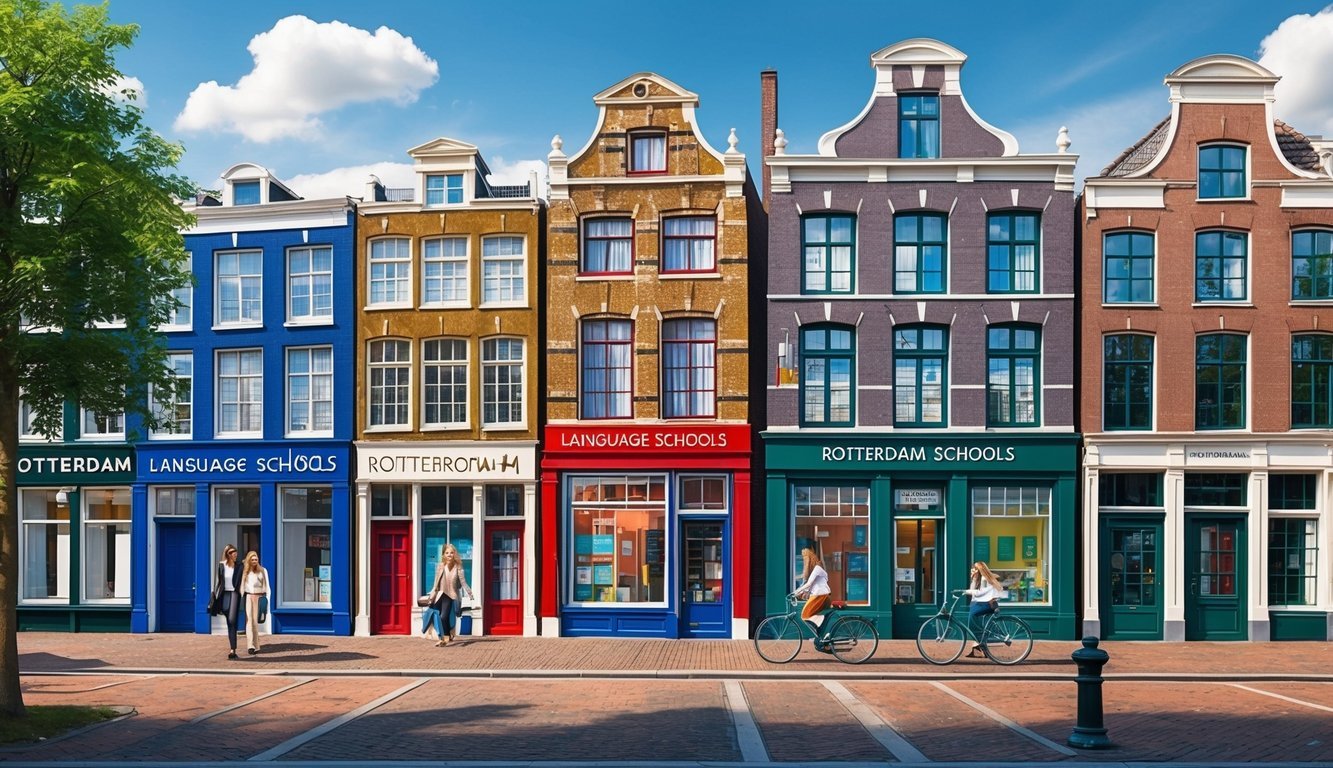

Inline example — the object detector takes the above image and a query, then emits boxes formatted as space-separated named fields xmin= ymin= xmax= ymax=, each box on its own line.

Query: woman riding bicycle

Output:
xmin=964 ymin=561 xmax=1007 ymax=657
xmin=795 ymin=547 xmax=831 ymax=635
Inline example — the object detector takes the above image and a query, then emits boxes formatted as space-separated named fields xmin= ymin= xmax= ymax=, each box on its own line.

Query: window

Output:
xmin=422 ymin=237 xmax=468 ymax=305
xmin=987 ymin=325 xmax=1040 ymax=426
xmin=1269 ymin=475 xmax=1317 ymax=607
xmin=370 ymin=484 xmax=408 ymax=517
xmin=1104 ymin=232 xmax=1155 ymax=303
xmin=287 ymin=346 xmax=332 ymax=435
xmin=1195 ymin=334 xmax=1246 ymax=429
xmin=233 ymin=180 xmax=261 ymax=206
xmin=368 ymin=238 xmax=411 ymax=306
xmin=899 ymin=93 xmax=940 ymax=159
xmin=214 ymin=487 xmax=261 ymax=570
xmin=895 ymin=518 xmax=937 ymax=605
xmin=628 ymin=131 xmax=666 ymax=173
xmin=482 ymin=337 xmax=524 ymax=427
xmin=801 ymin=215 xmax=854 ymax=294
xmin=280 ymin=487 xmax=332 ymax=606
xmin=154 ymin=487 xmax=195 ymax=517
xmin=1184 ymin=473 xmax=1246 ymax=507
xmin=1103 ymin=334 xmax=1153 ymax=431
xmin=368 ymin=340 xmax=410 ymax=428
xmin=1292 ymin=334 xmax=1333 ymax=428
xmin=20 ymin=490 xmax=69 ymax=601
xmin=894 ymin=213 xmax=946 ymax=293
xmin=81 ymin=407 xmax=124 ymax=440
xmin=421 ymin=486 xmax=474 ymax=594
xmin=215 ymin=250 xmax=263 ymax=325
xmin=423 ymin=338 xmax=468 ymax=428
xmin=287 ymin=246 xmax=332 ymax=322
xmin=801 ymin=325 xmax=854 ymax=426
xmin=1099 ymin=473 xmax=1163 ymax=507
xmin=1270 ymin=473 xmax=1317 ymax=511
xmin=661 ymin=318 xmax=715 ymax=419
xmin=83 ymin=489 xmax=130 ymax=601
xmin=165 ymin=281 xmax=192 ymax=329
xmin=1195 ymin=231 xmax=1247 ymax=301
xmin=19 ymin=393 xmax=57 ymax=441
xmin=793 ymin=485 xmax=869 ymax=606
xmin=485 ymin=484 xmax=524 ymax=516
xmin=217 ymin=349 xmax=263 ymax=435
xmin=1198 ymin=145 xmax=1246 ymax=199
xmin=580 ymin=320 xmax=632 ymax=419
xmin=894 ymin=325 xmax=947 ymax=426
xmin=662 ymin=217 xmax=715 ymax=273
xmin=569 ymin=475 xmax=667 ymax=604
xmin=971 ymin=486 xmax=1051 ymax=604
xmin=425 ymin=173 xmax=463 ymax=206
xmin=1292 ymin=230 xmax=1333 ymax=300
xmin=151 ymin=352 xmax=193 ymax=438
xmin=582 ymin=218 xmax=633 ymax=274
xmin=987 ymin=213 xmax=1039 ymax=292
xmin=481 ymin=236 xmax=525 ymax=304
xmin=679 ymin=476 xmax=727 ymax=511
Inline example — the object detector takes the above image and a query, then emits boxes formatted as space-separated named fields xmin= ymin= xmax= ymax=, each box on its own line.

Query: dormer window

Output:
xmin=233 ymin=180 xmax=261 ymax=206
xmin=899 ymin=93 xmax=940 ymax=159
xmin=629 ymin=131 xmax=667 ymax=174
xmin=1198 ymin=145 xmax=1246 ymax=199
xmin=426 ymin=173 xmax=463 ymax=206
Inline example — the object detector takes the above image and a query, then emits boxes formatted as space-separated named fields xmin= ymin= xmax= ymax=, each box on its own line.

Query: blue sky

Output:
xmin=106 ymin=0 xmax=1333 ymax=198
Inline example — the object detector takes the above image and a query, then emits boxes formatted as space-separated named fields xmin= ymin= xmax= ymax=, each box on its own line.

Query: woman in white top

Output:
xmin=964 ymin=561 xmax=1007 ymax=657
xmin=794 ymin=547 xmax=831 ymax=631
xmin=241 ymin=550 xmax=270 ymax=656
xmin=428 ymin=543 xmax=473 ymax=647
xmin=208 ymin=545 xmax=242 ymax=660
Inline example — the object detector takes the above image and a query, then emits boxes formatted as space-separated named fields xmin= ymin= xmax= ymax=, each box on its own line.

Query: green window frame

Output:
xmin=986 ymin=324 xmax=1040 ymax=426
xmin=800 ymin=324 xmax=854 ymax=427
xmin=1292 ymin=230 xmax=1333 ymax=300
xmin=1103 ymin=334 xmax=1153 ymax=431
xmin=1183 ymin=473 xmax=1247 ymax=507
xmin=1198 ymin=145 xmax=1246 ymax=199
xmin=1195 ymin=333 xmax=1246 ymax=430
xmin=1195 ymin=231 xmax=1247 ymax=301
xmin=1103 ymin=231 xmax=1155 ymax=303
xmin=893 ymin=325 xmax=947 ymax=427
xmin=1291 ymin=334 xmax=1333 ymax=428
xmin=893 ymin=213 xmax=946 ymax=293
xmin=1098 ymin=473 xmax=1163 ymax=507
xmin=801 ymin=215 xmax=855 ymax=294
xmin=1269 ymin=474 xmax=1317 ymax=511
xmin=899 ymin=93 xmax=939 ymax=159
xmin=986 ymin=212 xmax=1039 ymax=293
xmin=1269 ymin=517 xmax=1318 ymax=606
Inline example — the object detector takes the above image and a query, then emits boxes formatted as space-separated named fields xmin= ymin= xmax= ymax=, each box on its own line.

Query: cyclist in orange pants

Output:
xmin=795 ymin=547 xmax=831 ymax=640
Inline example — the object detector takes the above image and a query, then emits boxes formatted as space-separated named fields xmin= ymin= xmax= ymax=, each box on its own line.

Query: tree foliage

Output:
xmin=0 ymin=0 xmax=195 ymax=716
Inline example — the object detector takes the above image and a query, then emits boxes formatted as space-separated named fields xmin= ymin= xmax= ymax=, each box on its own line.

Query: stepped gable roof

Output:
xmin=1099 ymin=116 xmax=1170 ymax=178
xmin=1274 ymin=119 xmax=1321 ymax=172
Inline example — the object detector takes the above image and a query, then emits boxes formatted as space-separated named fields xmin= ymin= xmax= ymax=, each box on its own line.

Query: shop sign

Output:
xmin=18 ymin=447 xmax=135 ymax=485
xmin=546 ymin=424 xmax=751 ymax=454
xmin=1185 ymin=446 xmax=1252 ymax=466
xmin=357 ymin=444 xmax=534 ymax=481
xmin=140 ymin=444 xmax=349 ymax=482
xmin=823 ymin=444 xmax=1017 ymax=464
xmin=896 ymin=489 xmax=940 ymax=508
xmin=763 ymin=436 xmax=1076 ymax=472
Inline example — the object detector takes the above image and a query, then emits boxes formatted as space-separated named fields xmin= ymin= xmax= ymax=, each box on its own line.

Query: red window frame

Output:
xmin=581 ymin=217 xmax=635 ymax=276
xmin=580 ymin=319 xmax=634 ymax=419
xmin=661 ymin=318 xmax=716 ymax=419
xmin=661 ymin=216 xmax=717 ymax=274
xmin=628 ymin=130 xmax=667 ymax=175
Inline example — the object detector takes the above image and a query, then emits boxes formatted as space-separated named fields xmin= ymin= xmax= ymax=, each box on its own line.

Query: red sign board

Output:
xmin=544 ymin=424 xmax=751 ymax=455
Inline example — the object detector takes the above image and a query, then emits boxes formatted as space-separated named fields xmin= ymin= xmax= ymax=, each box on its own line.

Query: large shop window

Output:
xmin=893 ymin=213 xmax=946 ymax=293
xmin=215 ymin=487 xmax=261 ymax=563
xmin=580 ymin=319 xmax=633 ymax=419
xmin=801 ymin=214 xmax=855 ymax=294
xmin=280 ymin=487 xmax=332 ymax=606
xmin=1103 ymin=334 xmax=1153 ymax=431
xmin=986 ymin=325 xmax=1040 ymax=426
xmin=569 ymin=476 xmax=667 ymax=605
xmin=20 ymin=490 xmax=69 ymax=601
xmin=792 ymin=485 xmax=870 ymax=606
xmin=151 ymin=352 xmax=193 ymax=438
xmin=421 ymin=486 xmax=474 ymax=594
xmin=1195 ymin=333 xmax=1246 ymax=430
xmin=1291 ymin=334 xmax=1333 ymax=428
xmin=970 ymin=487 xmax=1051 ymax=604
xmin=800 ymin=324 xmax=855 ymax=426
xmin=894 ymin=325 xmax=947 ymax=426
xmin=1268 ymin=474 xmax=1317 ymax=607
xmin=894 ymin=487 xmax=942 ymax=605
xmin=83 ymin=489 xmax=130 ymax=602
xmin=661 ymin=318 xmax=716 ymax=419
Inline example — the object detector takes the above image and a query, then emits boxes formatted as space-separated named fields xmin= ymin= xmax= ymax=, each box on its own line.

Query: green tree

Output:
xmin=0 ymin=0 xmax=193 ymax=716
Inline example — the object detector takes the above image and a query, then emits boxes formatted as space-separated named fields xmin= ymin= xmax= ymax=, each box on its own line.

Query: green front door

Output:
xmin=1184 ymin=515 xmax=1247 ymax=641
xmin=1100 ymin=516 xmax=1163 ymax=640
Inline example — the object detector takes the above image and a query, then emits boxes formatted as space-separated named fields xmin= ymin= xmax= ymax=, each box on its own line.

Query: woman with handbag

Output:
xmin=241 ymin=550 xmax=271 ymax=656
xmin=209 ymin=545 xmax=243 ymax=660
xmin=427 ymin=543 xmax=472 ymax=647
xmin=963 ymin=561 xmax=1008 ymax=658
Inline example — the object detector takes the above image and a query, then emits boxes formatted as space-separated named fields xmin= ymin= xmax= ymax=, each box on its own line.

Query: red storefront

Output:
xmin=540 ymin=424 xmax=752 ymax=638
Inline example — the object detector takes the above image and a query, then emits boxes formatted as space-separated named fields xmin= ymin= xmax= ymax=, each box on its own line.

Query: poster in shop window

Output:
xmin=1022 ymin=536 xmax=1038 ymax=559
xmin=997 ymin=536 xmax=1015 ymax=562
xmin=973 ymin=536 xmax=990 ymax=562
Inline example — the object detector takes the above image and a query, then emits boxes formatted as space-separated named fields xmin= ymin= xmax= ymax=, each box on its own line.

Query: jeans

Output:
xmin=969 ymin=601 xmax=996 ymax=644
xmin=433 ymin=593 xmax=458 ymax=635
xmin=221 ymin=592 xmax=239 ymax=652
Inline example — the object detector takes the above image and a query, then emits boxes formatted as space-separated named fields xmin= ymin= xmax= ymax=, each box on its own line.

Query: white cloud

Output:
xmin=287 ymin=162 xmax=415 ymax=199
xmin=486 ymin=157 xmax=547 ymax=196
xmin=1259 ymin=6 xmax=1333 ymax=136
xmin=174 ymin=15 xmax=438 ymax=143
xmin=1011 ymin=88 xmax=1165 ymax=184
xmin=102 ymin=75 xmax=146 ymax=107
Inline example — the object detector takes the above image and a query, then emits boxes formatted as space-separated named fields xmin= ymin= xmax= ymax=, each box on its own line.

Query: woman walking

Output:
xmin=208 ymin=545 xmax=242 ymax=660
xmin=427 ymin=543 xmax=473 ymax=646
xmin=241 ymin=550 xmax=271 ymax=655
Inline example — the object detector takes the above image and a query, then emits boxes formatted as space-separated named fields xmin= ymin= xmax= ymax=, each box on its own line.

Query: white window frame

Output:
xmin=278 ymin=485 xmax=334 ymax=608
xmin=80 ymin=405 xmax=125 ymax=441
xmin=286 ymin=346 xmax=333 ymax=437
xmin=287 ymin=245 xmax=333 ymax=325
xmin=81 ymin=487 xmax=132 ymax=604
xmin=425 ymin=173 xmax=464 ymax=207
xmin=367 ymin=238 xmax=412 ymax=308
xmin=214 ymin=250 xmax=264 ymax=328
xmin=367 ymin=339 xmax=411 ymax=430
xmin=481 ymin=235 xmax=526 ymax=307
xmin=152 ymin=486 xmax=196 ymax=518
xmin=216 ymin=348 xmax=264 ymax=438
xmin=19 ymin=390 xmax=58 ymax=442
xmin=162 ymin=255 xmax=193 ymax=331
xmin=19 ymin=488 xmax=70 ymax=604
xmin=422 ymin=236 xmax=469 ymax=308
xmin=422 ymin=337 xmax=469 ymax=430
xmin=481 ymin=337 xmax=525 ymax=430
xmin=150 ymin=352 xmax=193 ymax=440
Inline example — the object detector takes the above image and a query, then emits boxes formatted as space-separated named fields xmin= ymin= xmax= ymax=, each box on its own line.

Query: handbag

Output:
xmin=417 ymin=594 xmax=434 ymax=608
xmin=207 ymin=593 xmax=220 ymax=617
xmin=257 ymin=595 xmax=269 ymax=623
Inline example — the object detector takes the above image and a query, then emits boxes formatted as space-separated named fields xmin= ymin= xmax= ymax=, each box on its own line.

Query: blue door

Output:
xmin=158 ymin=522 xmax=196 ymax=632
xmin=680 ymin=521 xmax=728 ymax=637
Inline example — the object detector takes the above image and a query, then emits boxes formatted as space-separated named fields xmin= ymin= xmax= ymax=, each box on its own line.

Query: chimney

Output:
xmin=760 ymin=69 xmax=778 ymax=210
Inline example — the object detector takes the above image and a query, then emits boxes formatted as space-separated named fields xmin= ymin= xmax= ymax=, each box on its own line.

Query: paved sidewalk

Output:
xmin=16 ymin=631 xmax=1333 ymax=679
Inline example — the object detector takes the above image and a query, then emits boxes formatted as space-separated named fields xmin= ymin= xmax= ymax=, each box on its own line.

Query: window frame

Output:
xmin=278 ymin=485 xmax=333 ymax=608
xmin=80 ymin=405 xmax=125 ymax=441
xmin=566 ymin=474 xmax=669 ymax=606
xmin=986 ymin=212 xmax=1040 ymax=294
xmin=1103 ymin=333 xmax=1154 ymax=431
xmin=1195 ymin=230 xmax=1248 ymax=302
xmin=1103 ymin=231 xmax=1156 ymax=304
xmin=422 ymin=337 xmax=469 ymax=430
xmin=1291 ymin=333 xmax=1333 ymax=428
xmin=800 ymin=214 xmax=856 ymax=295
xmin=580 ymin=319 xmax=634 ymax=420
xmin=893 ymin=324 xmax=948 ymax=427
xmin=970 ymin=485 xmax=1052 ymax=606
xmin=799 ymin=324 xmax=856 ymax=427
xmin=481 ymin=336 xmax=525 ymax=429
xmin=791 ymin=484 xmax=871 ymax=607
xmin=1198 ymin=144 xmax=1248 ymax=200
xmin=893 ymin=213 xmax=947 ymax=294
xmin=367 ymin=338 xmax=412 ymax=430
xmin=627 ymin=130 xmax=667 ymax=175
xmin=367 ymin=237 xmax=412 ymax=309
xmin=1291 ymin=230 xmax=1333 ymax=301
xmin=1195 ymin=333 xmax=1247 ymax=430
xmin=150 ymin=352 xmax=193 ymax=440
xmin=18 ymin=391 xmax=59 ymax=442
xmin=580 ymin=217 xmax=635 ymax=276
xmin=285 ymin=345 xmax=333 ymax=437
xmin=286 ymin=245 xmax=333 ymax=324
xmin=480 ymin=235 xmax=526 ymax=306
xmin=898 ymin=92 xmax=940 ymax=159
xmin=80 ymin=487 xmax=131 ymax=604
xmin=232 ymin=180 xmax=261 ymax=206
xmin=214 ymin=249 xmax=263 ymax=327
xmin=216 ymin=348 xmax=264 ymax=438
xmin=162 ymin=255 xmax=193 ymax=331
xmin=421 ymin=236 xmax=470 ymax=308
xmin=661 ymin=317 xmax=716 ymax=419
xmin=19 ymin=489 xmax=71 ymax=603
xmin=661 ymin=215 xmax=717 ymax=274
xmin=425 ymin=173 xmax=464 ymax=207
xmin=986 ymin=324 xmax=1041 ymax=427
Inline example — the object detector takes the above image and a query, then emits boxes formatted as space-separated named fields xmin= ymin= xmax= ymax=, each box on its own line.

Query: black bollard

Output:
xmin=1068 ymin=635 xmax=1113 ymax=749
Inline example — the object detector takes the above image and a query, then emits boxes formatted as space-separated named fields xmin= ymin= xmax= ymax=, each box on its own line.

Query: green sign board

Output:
xmin=997 ymin=536 xmax=1016 ymax=562
xmin=761 ymin=434 xmax=1079 ymax=473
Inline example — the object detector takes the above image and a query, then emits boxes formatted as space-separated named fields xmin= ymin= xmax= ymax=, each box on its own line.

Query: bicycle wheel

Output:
xmin=754 ymin=615 xmax=802 ymax=663
xmin=915 ymin=615 xmax=966 ymax=665
xmin=981 ymin=615 xmax=1033 ymax=665
xmin=827 ymin=616 xmax=878 ymax=664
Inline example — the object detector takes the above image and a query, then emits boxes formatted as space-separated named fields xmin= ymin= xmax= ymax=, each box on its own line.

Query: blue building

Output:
xmin=132 ymin=164 xmax=356 ymax=636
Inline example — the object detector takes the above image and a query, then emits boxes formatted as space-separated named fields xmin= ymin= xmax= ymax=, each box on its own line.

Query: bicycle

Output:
xmin=915 ymin=589 xmax=1034 ymax=665
xmin=753 ymin=593 xmax=879 ymax=664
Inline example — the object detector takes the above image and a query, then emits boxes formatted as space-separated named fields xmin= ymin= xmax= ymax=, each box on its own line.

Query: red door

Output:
xmin=371 ymin=521 xmax=410 ymax=635
xmin=485 ymin=522 xmax=523 ymax=635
